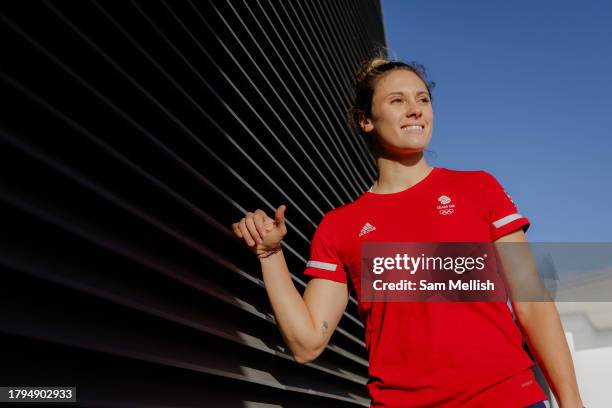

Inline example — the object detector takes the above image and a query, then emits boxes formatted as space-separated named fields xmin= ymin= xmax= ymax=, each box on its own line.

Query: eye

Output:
xmin=419 ymin=97 xmax=430 ymax=103
xmin=391 ymin=98 xmax=404 ymax=104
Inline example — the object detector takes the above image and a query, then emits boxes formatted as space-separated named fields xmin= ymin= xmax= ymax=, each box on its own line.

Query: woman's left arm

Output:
xmin=495 ymin=230 xmax=584 ymax=408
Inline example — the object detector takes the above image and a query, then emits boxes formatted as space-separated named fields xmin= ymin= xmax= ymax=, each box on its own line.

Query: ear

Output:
xmin=359 ymin=112 xmax=374 ymax=133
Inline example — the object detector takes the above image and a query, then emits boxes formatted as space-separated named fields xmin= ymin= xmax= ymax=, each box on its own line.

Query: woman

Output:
xmin=231 ymin=57 xmax=584 ymax=407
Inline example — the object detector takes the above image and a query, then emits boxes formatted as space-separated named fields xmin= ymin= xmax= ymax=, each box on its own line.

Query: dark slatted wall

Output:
xmin=0 ymin=1 xmax=386 ymax=406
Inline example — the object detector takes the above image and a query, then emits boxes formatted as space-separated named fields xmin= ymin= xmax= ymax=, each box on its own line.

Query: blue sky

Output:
xmin=382 ymin=0 xmax=612 ymax=242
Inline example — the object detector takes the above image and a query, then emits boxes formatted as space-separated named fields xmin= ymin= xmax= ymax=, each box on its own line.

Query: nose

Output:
xmin=405 ymin=100 xmax=422 ymax=118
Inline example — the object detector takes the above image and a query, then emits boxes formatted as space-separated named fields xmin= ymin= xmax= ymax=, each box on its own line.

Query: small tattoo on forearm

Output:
xmin=322 ymin=321 xmax=329 ymax=336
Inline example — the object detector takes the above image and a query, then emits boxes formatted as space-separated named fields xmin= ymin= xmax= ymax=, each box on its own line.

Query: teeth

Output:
xmin=402 ymin=125 xmax=423 ymax=131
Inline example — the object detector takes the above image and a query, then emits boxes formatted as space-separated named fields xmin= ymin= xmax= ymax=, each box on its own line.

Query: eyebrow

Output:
xmin=384 ymin=91 xmax=429 ymax=98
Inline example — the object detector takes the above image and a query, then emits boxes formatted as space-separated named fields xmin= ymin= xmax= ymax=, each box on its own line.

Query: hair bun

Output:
xmin=355 ymin=57 xmax=390 ymax=83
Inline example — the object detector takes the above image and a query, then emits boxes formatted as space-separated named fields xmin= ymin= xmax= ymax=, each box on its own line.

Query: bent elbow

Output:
xmin=293 ymin=353 xmax=313 ymax=364
xmin=293 ymin=346 xmax=323 ymax=364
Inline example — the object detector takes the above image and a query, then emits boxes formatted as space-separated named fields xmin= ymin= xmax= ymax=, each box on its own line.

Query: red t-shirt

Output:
xmin=303 ymin=167 xmax=547 ymax=407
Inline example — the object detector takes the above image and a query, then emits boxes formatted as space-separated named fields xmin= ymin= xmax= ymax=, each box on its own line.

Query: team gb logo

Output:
xmin=437 ymin=195 xmax=455 ymax=215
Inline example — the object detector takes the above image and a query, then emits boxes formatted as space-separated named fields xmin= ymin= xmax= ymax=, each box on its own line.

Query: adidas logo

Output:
xmin=359 ymin=222 xmax=376 ymax=237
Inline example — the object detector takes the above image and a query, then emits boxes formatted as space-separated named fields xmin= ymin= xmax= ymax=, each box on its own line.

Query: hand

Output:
xmin=231 ymin=205 xmax=287 ymax=256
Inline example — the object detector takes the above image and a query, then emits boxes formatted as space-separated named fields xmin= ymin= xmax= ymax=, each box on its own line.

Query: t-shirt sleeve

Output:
xmin=481 ymin=171 xmax=530 ymax=241
xmin=303 ymin=213 xmax=348 ymax=284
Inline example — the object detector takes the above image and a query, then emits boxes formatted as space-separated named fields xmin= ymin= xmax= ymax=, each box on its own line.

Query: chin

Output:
xmin=392 ymin=139 xmax=430 ymax=151
xmin=396 ymin=134 xmax=430 ymax=146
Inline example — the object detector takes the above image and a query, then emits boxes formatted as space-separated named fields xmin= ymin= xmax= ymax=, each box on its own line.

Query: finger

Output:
xmin=245 ymin=212 xmax=263 ymax=244
xmin=275 ymin=205 xmax=287 ymax=225
xmin=239 ymin=218 xmax=255 ymax=246
xmin=255 ymin=210 xmax=275 ymax=231
xmin=253 ymin=212 xmax=267 ymax=239
xmin=255 ymin=209 xmax=274 ymax=224
xmin=231 ymin=222 xmax=243 ymax=238
xmin=262 ymin=219 xmax=275 ymax=233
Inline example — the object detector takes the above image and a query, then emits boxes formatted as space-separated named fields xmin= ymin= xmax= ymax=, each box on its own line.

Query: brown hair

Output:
xmin=347 ymin=56 xmax=435 ymax=150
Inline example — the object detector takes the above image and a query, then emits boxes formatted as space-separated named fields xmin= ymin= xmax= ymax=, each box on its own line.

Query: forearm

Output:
xmin=515 ymin=302 xmax=583 ymax=407
xmin=259 ymin=249 xmax=320 ymax=362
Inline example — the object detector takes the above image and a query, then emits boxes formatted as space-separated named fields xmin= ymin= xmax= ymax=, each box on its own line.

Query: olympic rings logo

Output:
xmin=439 ymin=209 xmax=454 ymax=215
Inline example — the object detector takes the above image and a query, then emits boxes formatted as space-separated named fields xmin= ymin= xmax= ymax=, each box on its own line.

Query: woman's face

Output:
xmin=361 ymin=69 xmax=433 ymax=155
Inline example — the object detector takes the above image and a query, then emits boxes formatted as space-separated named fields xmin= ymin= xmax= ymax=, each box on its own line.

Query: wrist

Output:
xmin=256 ymin=245 xmax=282 ymax=259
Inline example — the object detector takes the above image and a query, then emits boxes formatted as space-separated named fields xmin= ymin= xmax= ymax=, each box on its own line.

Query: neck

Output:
xmin=370 ymin=150 xmax=433 ymax=194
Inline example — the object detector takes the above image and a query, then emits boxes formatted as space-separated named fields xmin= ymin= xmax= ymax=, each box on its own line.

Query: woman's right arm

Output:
xmin=260 ymin=250 xmax=348 ymax=363
xmin=232 ymin=205 xmax=349 ymax=364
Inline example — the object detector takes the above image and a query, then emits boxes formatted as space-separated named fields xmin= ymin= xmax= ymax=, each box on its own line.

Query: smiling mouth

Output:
xmin=401 ymin=125 xmax=425 ymax=132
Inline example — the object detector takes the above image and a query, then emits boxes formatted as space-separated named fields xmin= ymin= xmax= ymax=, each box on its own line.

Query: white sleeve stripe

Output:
xmin=306 ymin=260 xmax=337 ymax=271
xmin=492 ymin=213 xmax=525 ymax=228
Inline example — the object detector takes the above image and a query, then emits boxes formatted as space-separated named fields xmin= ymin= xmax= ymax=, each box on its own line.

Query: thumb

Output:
xmin=275 ymin=204 xmax=287 ymax=226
